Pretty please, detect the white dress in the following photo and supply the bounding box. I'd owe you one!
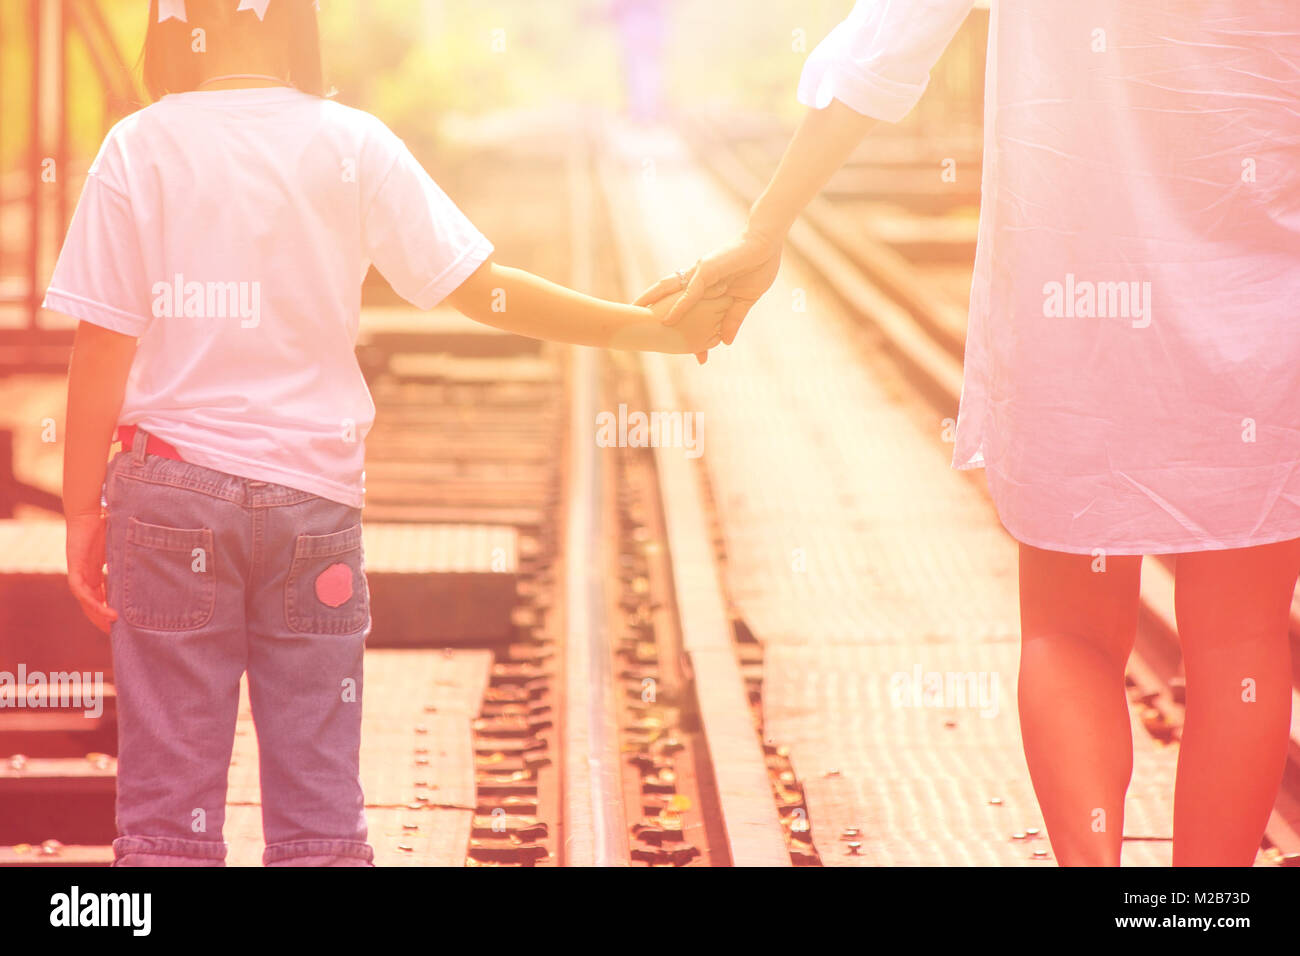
[799,1,1300,555]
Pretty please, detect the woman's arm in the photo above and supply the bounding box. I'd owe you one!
[749,99,880,242]
[448,257,726,354]
[64,321,135,632]
[641,0,977,343]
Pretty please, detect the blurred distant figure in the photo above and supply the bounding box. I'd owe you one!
[609,0,667,122]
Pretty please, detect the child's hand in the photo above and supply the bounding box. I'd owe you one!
[66,511,117,634]
[647,291,728,356]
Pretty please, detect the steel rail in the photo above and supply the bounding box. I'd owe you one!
[560,127,630,867]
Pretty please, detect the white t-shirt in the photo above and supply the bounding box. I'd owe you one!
[45,86,493,507]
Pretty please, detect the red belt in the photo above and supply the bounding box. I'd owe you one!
[115,424,185,462]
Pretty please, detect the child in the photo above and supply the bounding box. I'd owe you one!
[49,0,725,867]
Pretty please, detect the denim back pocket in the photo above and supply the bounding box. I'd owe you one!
[284,523,369,635]
[123,517,217,631]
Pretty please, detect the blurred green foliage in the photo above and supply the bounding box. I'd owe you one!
[3,0,855,167]
[330,0,852,123]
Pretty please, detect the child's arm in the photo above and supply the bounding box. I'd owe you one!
[64,321,136,632]
[447,258,726,354]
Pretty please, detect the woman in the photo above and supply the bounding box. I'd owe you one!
[640,1,1300,866]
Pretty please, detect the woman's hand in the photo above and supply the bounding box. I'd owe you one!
[635,231,783,362]
[647,291,729,355]
[66,510,116,634]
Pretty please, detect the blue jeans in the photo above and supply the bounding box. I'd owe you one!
[105,428,373,866]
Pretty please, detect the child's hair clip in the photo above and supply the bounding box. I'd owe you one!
[157,0,188,22]
[159,0,303,25]
[235,0,273,19]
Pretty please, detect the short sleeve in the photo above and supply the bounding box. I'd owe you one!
[43,155,153,337]
[797,0,978,122]
[362,138,494,310]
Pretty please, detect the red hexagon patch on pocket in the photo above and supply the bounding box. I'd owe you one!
[314,562,354,608]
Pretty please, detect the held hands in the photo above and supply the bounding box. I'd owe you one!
[635,231,783,363]
[645,290,729,355]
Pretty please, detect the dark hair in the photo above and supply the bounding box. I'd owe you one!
[142,0,326,100]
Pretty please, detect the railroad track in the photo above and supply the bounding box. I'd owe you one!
[6,107,1296,867]
[545,123,802,866]
[680,109,1300,865]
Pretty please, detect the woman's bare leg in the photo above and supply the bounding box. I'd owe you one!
[1172,538,1300,866]
[1018,543,1143,865]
